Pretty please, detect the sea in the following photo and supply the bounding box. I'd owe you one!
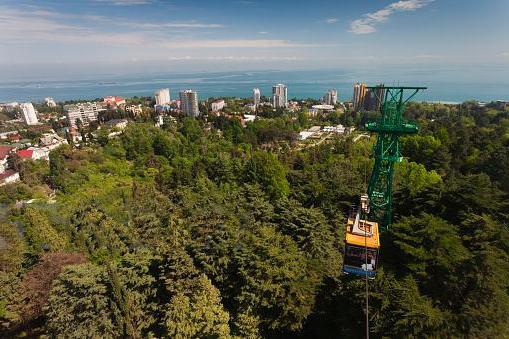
[1,67,508,103]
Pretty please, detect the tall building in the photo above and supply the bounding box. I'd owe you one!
[20,103,39,125]
[253,88,261,107]
[272,84,288,108]
[324,89,338,105]
[364,85,385,111]
[179,90,199,117]
[155,88,171,106]
[64,102,105,128]
[353,83,367,111]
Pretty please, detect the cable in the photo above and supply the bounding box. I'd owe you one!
[362,145,370,339]
[364,212,370,339]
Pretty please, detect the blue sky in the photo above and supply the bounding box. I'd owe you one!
[1,0,508,76]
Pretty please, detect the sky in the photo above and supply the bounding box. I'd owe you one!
[1,0,509,78]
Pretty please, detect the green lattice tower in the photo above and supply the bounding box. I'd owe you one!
[365,86,426,230]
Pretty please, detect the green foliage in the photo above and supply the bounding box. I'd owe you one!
[389,214,469,278]
[22,208,67,255]
[394,160,442,196]
[389,276,450,337]
[0,273,21,327]
[0,101,508,338]
[0,222,25,273]
[273,199,340,276]
[70,205,133,262]
[164,274,231,338]
[246,151,290,200]
[46,263,122,338]
[234,225,317,332]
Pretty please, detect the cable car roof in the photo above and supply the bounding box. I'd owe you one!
[345,218,381,249]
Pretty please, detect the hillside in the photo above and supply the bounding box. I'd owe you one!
[0,101,508,338]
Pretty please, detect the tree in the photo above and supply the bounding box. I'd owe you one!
[246,151,289,200]
[23,208,67,256]
[388,214,469,281]
[46,263,122,338]
[179,117,202,142]
[273,199,340,277]
[164,274,231,338]
[394,160,442,196]
[70,205,133,261]
[455,214,509,337]
[19,252,86,323]
[0,222,25,273]
[48,145,72,188]
[388,276,450,337]
[233,225,317,333]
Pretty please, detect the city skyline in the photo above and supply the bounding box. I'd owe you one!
[1,0,508,79]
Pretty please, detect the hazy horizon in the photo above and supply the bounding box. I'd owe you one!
[2,67,508,103]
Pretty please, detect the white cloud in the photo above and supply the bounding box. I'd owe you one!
[0,7,86,40]
[325,18,339,24]
[134,22,224,29]
[0,6,319,51]
[95,0,152,5]
[161,39,318,49]
[389,0,430,11]
[258,31,269,34]
[414,54,443,59]
[349,20,377,34]
[167,56,300,61]
[0,6,148,45]
[349,0,433,34]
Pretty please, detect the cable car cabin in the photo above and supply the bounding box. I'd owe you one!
[342,214,380,278]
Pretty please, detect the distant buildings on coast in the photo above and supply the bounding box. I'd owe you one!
[21,103,39,125]
[155,88,171,106]
[179,89,199,117]
[272,84,288,108]
[65,102,105,128]
[253,88,261,107]
[323,89,338,105]
[352,83,385,112]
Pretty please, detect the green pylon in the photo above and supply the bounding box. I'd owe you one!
[365,86,426,230]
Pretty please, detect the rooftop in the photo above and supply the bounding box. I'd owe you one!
[17,149,33,159]
[0,170,17,180]
[0,145,14,159]
[312,104,335,110]
[345,217,380,249]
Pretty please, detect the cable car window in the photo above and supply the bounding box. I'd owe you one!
[344,245,377,271]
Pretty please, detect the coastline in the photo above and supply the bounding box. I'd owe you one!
[1,70,508,104]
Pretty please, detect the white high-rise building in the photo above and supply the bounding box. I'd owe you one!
[324,89,338,105]
[20,103,39,125]
[253,88,261,107]
[155,88,171,106]
[179,90,199,117]
[64,102,106,128]
[44,97,57,107]
[272,84,288,108]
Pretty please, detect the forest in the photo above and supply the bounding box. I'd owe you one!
[0,101,508,338]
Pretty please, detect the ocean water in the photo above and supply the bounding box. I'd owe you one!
[1,68,508,103]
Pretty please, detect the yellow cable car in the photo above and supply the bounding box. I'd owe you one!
[342,195,380,278]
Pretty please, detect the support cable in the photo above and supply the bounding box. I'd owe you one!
[364,209,369,339]
[363,161,370,339]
